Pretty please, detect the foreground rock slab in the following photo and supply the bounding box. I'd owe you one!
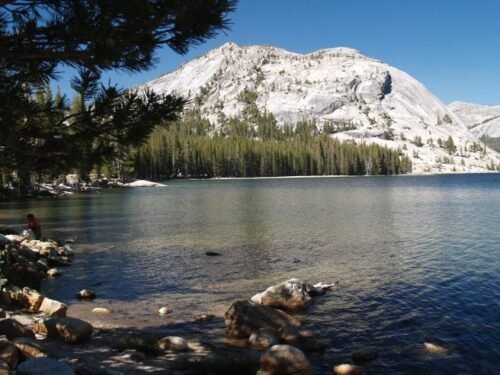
[34,317,93,344]
[16,357,75,375]
[257,344,312,375]
[0,338,18,369]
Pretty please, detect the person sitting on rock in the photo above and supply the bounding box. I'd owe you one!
[26,213,42,240]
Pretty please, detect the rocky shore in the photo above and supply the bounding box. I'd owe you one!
[0,233,450,374]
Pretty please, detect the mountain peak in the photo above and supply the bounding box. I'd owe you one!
[141,43,500,173]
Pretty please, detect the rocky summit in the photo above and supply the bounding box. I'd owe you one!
[140,42,500,173]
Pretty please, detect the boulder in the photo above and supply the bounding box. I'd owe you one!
[0,319,35,340]
[13,337,47,359]
[251,278,335,310]
[0,338,18,369]
[224,300,302,340]
[157,336,189,352]
[333,364,366,375]
[39,298,68,317]
[33,317,93,344]
[16,357,75,375]
[75,290,96,301]
[257,345,312,375]
[0,311,5,319]
[249,328,280,349]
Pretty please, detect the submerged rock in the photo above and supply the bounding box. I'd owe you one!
[351,347,379,362]
[46,268,62,277]
[257,344,312,375]
[16,357,75,375]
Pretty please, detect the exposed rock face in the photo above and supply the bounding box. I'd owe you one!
[33,317,93,344]
[16,357,75,375]
[0,319,35,340]
[449,101,500,137]
[224,300,301,340]
[5,287,44,312]
[140,42,500,173]
[257,345,312,375]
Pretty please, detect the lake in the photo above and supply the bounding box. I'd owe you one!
[1,174,499,374]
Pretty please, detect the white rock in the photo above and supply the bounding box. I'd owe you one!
[46,268,61,277]
[158,306,171,315]
[92,307,112,314]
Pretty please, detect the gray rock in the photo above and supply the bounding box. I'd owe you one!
[0,319,35,340]
[257,344,312,375]
[33,317,93,343]
[251,278,334,310]
[224,300,302,341]
[351,347,379,362]
[17,357,75,375]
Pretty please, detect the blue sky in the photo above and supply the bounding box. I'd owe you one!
[56,0,500,105]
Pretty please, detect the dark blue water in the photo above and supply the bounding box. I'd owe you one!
[1,174,499,374]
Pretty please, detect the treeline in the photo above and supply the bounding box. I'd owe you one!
[131,110,412,179]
